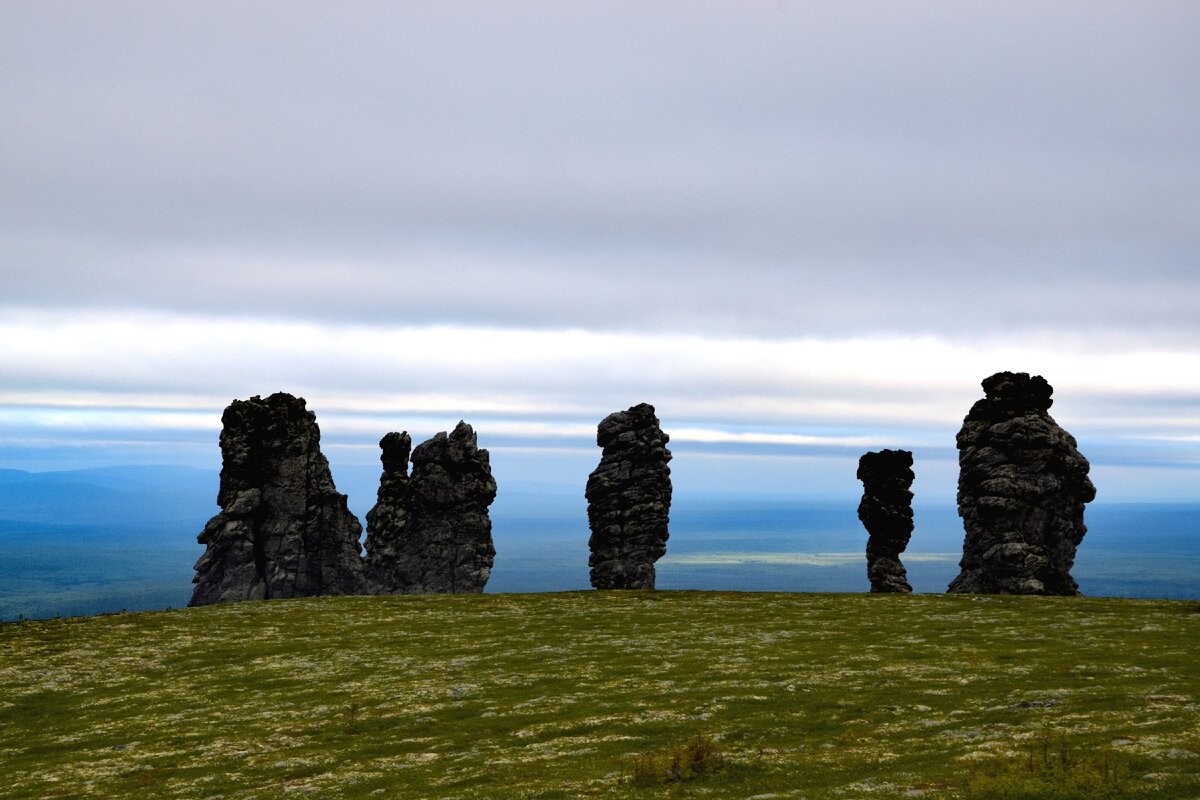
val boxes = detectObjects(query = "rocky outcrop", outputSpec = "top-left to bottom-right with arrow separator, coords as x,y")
190,393 -> 365,606
585,403 -> 673,589
856,449 -> 915,593
363,422 -> 497,594
948,372 -> 1096,595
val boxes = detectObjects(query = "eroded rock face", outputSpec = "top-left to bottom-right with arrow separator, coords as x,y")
948,372 -> 1096,595
190,393 -> 365,606
363,422 -> 497,594
857,449 -> 915,593
585,403 -> 672,589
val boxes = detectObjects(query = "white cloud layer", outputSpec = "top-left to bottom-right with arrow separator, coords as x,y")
0,310 -> 1196,501
2,310 -> 1198,425
2,2 -> 1198,341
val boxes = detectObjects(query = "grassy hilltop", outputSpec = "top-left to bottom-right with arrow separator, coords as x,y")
1,592 -> 1198,799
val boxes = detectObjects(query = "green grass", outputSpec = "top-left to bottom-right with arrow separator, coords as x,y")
1,592 -> 1198,799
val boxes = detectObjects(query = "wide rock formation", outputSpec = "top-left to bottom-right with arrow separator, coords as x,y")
190,393 -> 365,606
363,422 -> 497,594
948,372 -> 1096,595
856,449 -> 915,593
585,403 -> 673,590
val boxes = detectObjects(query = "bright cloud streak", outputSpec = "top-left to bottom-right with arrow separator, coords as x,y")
2,310 -> 1198,426
0,310 -> 1196,502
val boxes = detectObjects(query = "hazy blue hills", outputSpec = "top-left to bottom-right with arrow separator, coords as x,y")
0,466 -> 1197,620
0,466 -> 216,527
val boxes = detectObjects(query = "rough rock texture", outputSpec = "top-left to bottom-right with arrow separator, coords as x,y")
856,449 -> 915,593
948,372 -> 1096,595
363,422 -> 497,594
585,403 -> 673,590
190,393 -> 365,606
362,431 -> 413,590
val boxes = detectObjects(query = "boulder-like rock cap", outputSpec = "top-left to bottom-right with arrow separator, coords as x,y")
190,392 -> 365,606
364,421 -> 497,594
948,372 -> 1096,595
585,403 -> 673,590
974,371 -> 1054,419
856,449 -> 915,593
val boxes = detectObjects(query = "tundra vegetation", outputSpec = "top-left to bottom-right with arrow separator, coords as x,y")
1,592 -> 1197,799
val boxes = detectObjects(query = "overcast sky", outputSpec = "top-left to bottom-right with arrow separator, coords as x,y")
1,2 -> 1197,503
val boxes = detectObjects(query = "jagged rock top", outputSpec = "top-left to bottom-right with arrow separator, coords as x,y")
364,421 -> 497,594
190,392 -> 364,606
968,371 -> 1054,421
379,430 -> 412,475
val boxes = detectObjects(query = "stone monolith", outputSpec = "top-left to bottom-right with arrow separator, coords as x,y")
190,393 -> 365,606
857,449 -> 915,593
949,372 -> 1096,595
585,403 -> 673,589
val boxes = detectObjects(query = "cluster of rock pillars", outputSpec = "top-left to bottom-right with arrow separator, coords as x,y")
189,371 -> 1095,606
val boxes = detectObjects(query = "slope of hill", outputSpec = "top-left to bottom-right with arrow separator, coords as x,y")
1,592 -> 1197,799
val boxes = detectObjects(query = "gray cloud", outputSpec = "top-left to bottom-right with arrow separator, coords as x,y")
2,2 -> 1198,340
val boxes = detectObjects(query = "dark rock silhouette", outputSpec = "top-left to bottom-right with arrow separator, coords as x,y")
363,422 -> 497,594
190,393 -> 365,606
949,372 -> 1096,595
856,449 -> 915,593
586,403 -> 673,589
362,431 -> 413,591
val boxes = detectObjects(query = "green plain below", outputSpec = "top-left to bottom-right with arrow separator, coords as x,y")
1,592 -> 1198,799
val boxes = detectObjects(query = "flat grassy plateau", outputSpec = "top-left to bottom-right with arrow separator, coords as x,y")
2,592 -> 1198,799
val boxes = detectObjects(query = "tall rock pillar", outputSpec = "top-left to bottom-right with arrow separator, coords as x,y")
586,403 -> 673,589
949,372 -> 1096,595
364,422 -> 497,594
190,393 -> 365,606
856,449 -> 915,593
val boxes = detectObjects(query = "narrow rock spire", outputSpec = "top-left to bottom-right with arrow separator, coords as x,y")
585,403 -> 673,589
857,449 -> 915,593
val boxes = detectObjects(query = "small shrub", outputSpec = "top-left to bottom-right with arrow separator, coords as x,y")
961,734 -> 1135,800
628,753 -> 663,787
683,733 -> 725,775
624,734 -> 725,786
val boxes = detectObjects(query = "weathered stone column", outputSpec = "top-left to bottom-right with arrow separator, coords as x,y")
364,422 -> 497,594
190,393 -> 365,606
949,372 -> 1096,595
857,449 -> 915,593
585,403 -> 673,589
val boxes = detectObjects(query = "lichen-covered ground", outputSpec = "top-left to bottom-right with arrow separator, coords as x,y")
1,592 -> 1197,799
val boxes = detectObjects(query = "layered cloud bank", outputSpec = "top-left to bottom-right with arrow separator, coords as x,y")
1,311 -> 1196,501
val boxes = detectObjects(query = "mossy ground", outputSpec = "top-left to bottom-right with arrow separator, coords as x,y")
1,592 -> 1197,799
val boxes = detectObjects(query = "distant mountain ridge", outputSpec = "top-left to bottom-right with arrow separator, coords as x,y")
0,466 -> 218,527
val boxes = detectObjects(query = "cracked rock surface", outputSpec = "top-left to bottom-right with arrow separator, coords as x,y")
585,403 -> 673,590
364,422 -> 497,594
190,393 -> 365,606
949,372 -> 1096,595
